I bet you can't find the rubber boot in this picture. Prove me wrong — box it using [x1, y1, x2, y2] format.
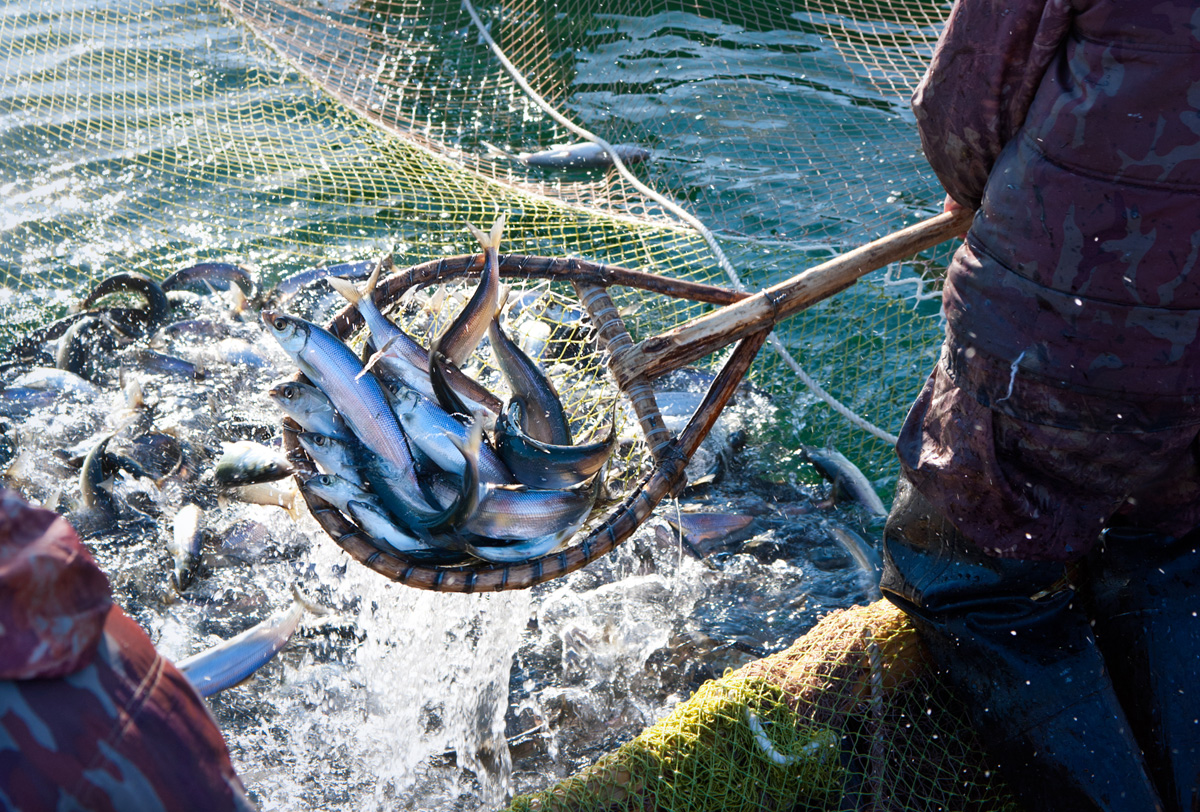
[880, 477, 1164, 812]
[1086, 527, 1200, 812]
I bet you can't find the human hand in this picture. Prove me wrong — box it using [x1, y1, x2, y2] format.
[944, 194, 969, 239]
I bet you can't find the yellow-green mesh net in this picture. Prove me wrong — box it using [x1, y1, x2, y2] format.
[0, 0, 954, 490]
[0, 2, 1024, 808]
[507, 601, 1021, 812]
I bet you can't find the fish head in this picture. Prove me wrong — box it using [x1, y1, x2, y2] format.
[261, 310, 308, 355]
[269, 381, 300, 403]
[302, 473, 343, 500]
[296, 431, 333, 454]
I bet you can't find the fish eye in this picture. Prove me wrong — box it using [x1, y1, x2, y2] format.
[282, 384, 297, 399]
[273, 317, 287, 330]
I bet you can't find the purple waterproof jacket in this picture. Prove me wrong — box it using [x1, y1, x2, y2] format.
[914, 0, 1200, 433]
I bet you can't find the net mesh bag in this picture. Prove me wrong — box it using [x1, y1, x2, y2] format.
[505, 600, 1022, 812]
[1, 0, 953, 486]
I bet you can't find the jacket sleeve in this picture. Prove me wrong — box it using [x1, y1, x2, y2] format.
[912, 0, 1075, 208]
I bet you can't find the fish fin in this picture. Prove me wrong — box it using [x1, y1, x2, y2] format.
[465, 221, 491, 252]
[364, 255, 385, 300]
[326, 275, 361, 305]
[290, 584, 331, 617]
[283, 486, 304, 521]
[479, 140, 520, 162]
[495, 285, 510, 319]
[489, 213, 506, 250]
[356, 335, 400, 379]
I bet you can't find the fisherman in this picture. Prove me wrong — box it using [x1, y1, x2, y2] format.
[879, 2, 1200, 811]
[0, 487, 256, 810]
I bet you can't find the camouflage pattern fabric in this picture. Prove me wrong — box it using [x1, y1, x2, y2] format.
[901, 0, 1200, 560]
[0, 488, 255, 811]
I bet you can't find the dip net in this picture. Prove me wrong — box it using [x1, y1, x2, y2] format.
[0, 0, 1018, 808]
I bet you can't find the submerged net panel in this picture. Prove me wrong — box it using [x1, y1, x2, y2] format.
[506, 601, 1022, 812]
[0, 0, 954, 487]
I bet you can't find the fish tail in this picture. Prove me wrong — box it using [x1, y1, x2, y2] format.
[326, 275, 362, 305]
[489, 213, 506, 249]
[290, 584, 331, 616]
[465, 221, 491, 253]
[364, 255, 386, 300]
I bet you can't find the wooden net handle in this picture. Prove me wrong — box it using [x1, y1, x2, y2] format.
[607, 209, 973, 385]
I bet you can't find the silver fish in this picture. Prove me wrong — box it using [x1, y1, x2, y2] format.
[261, 310, 422, 497]
[799, 445, 887, 518]
[176, 586, 323, 698]
[169, 503, 204, 592]
[78, 431, 119, 522]
[518, 142, 651, 169]
[300, 473, 382, 516]
[488, 305, 571, 445]
[269, 380, 352, 441]
[346, 499, 445, 555]
[11, 367, 102, 397]
[365, 335, 501, 425]
[436, 215, 505, 366]
[493, 400, 615, 489]
[77, 271, 171, 331]
[296, 431, 364, 487]
[387, 385, 515, 484]
[328, 258, 428, 371]
[827, 524, 883, 600]
[354, 439, 470, 532]
[428, 473, 599, 542]
[161, 261, 257, 299]
[213, 441, 294, 486]
[465, 518, 582, 564]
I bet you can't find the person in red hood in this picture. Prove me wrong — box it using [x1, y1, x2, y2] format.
[0, 487, 255, 811]
[879, 1, 1200, 811]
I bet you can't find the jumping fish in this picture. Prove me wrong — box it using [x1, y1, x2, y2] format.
[176, 586, 325, 698]
[169, 503, 204, 592]
[161, 262, 257, 300]
[799, 445, 887, 518]
[436, 215, 505, 366]
[213, 441, 294, 486]
[78, 432, 119, 522]
[76, 271, 171, 332]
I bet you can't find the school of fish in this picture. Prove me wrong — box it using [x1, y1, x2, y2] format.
[265, 216, 616, 565]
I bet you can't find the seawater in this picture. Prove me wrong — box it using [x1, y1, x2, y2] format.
[1, 0, 913, 808]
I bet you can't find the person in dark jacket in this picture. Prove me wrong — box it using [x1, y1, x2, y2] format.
[880, 1, 1200, 810]
[0, 487, 256, 811]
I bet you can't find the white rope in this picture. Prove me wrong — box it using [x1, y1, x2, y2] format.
[461, 0, 897, 445]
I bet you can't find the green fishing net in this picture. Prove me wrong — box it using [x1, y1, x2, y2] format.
[0, 0, 954, 488]
[506, 600, 1021, 812]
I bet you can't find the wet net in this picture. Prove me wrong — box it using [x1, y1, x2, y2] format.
[1, 0, 954, 490]
[504, 600, 1021, 812]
